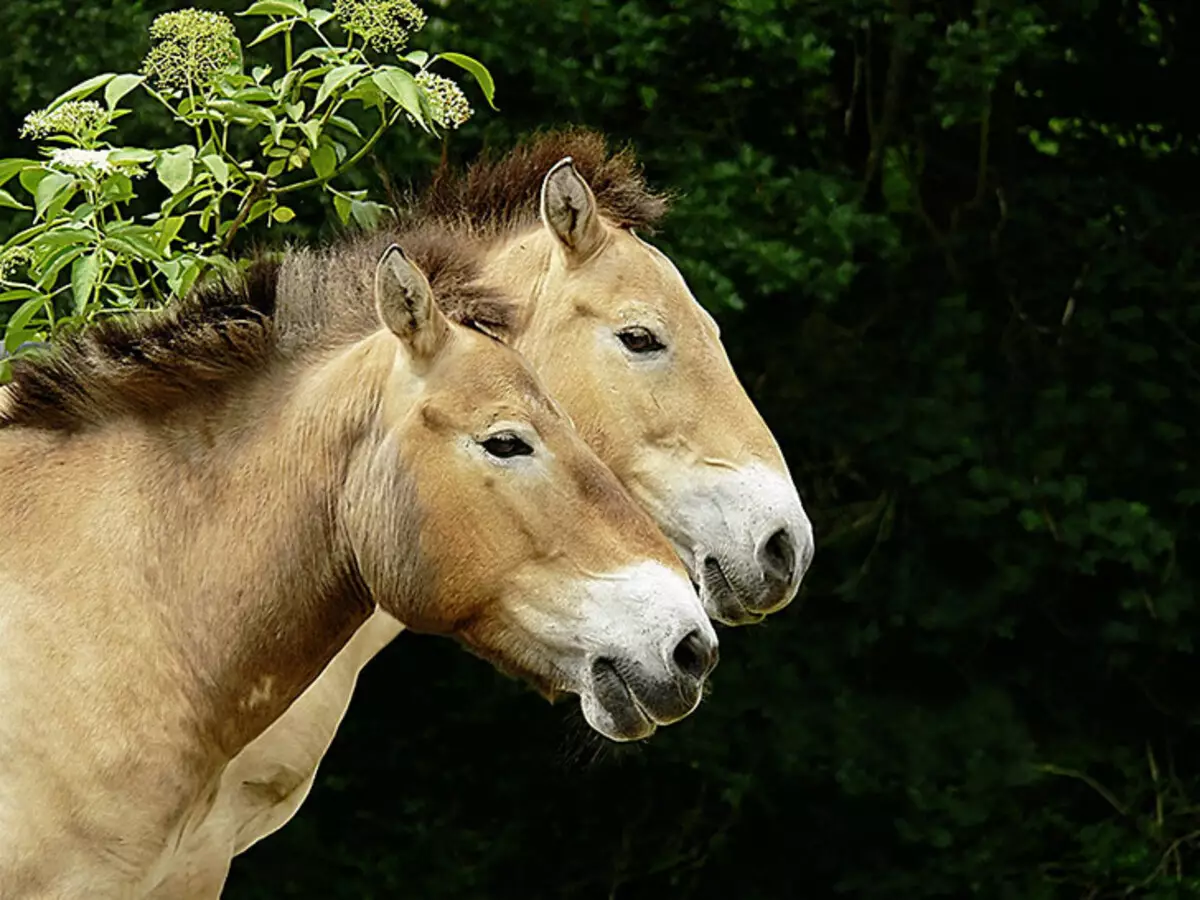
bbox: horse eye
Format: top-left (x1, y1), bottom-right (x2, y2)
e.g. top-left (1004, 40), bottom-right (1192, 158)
top-left (617, 326), bottom-right (666, 354)
top-left (481, 433), bottom-right (534, 459)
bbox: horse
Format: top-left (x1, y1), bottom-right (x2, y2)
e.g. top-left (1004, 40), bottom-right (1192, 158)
top-left (140, 128), bottom-right (817, 897)
top-left (0, 245), bottom-right (718, 898)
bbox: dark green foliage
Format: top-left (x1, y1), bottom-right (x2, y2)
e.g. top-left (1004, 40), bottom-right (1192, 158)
top-left (3, 1), bottom-right (1197, 897)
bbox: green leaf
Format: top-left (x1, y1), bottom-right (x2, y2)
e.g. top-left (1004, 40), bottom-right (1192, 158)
top-left (200, 154), bottom-right (231, 189)
top-left (249, 18), bottom-right (296, 47)
top-left (19, 167), bottom-right (50, 196)
top-left (247, 198), bottom-right (275, 223)
top-left (70, 252), bottom-right (100, 314)
top-left (311, 144), bottom-right (337, 180)
top-left (327, 115), bottom-right (363, 139)
top-left (272, 206), bottom-right (296, 223)
top-left (0, 189), bottom-right (28, 210)
top-left (5, 297), bottom-right (48, 353)
top-left (98, 173), bottom-right (135, 204)
top-left (0, 159), bottom-right (38, 188)
top-left (266, 158), bottom-right (287, 178)
top-left (308, 8), bottom-right (333, 26)
top-left (405, 51), bottom-right (429, 67)
top-left (344, 79), bottom-right (385, 111)
top-left (299, 120), bottom-right (321, 149)
top-left (0, 289), bottom-right (41, 304)
top-left (108, 148), bottom-right (157, 164)
top-left (34, 172), bottom-right (74, 220)
top-left (207, 99), bottom-right (275, 126)
top-left (436, 53), bottom-right (498, 110)
top-left (47, 73), bottom-right (117, 110)
top-left (350, 199), bottom-right (390, 230)
top-left (333, 193), bottom-right (352, 225)
top-left (155, 216), bottom-right (187, 253)
top-left (372, 68), bottom-right (425, 123)
top-left (315, 64), bottom-right (365, 109)
top-left (156, 149), bottom-right (195, 195)
top-left (104, 74), bottom-right (143, 110)
top-left (240, 0), bottom-right (306, 16)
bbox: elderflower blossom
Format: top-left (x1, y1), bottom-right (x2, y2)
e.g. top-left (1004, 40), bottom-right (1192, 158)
top-left (48, 148), bottom-right (116, 175)
top-left (142, 9), bottom-right (239, 91)
top-left (0, 246), bottom-right (34, 281)
top-left (416, 72), bottom-right (472, 129)
top-left (334, 0), bottom-right (427, 52)
top-left (20, 101), bottom-right (107, 140)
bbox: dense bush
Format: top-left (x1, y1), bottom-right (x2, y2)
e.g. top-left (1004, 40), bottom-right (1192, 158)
top-left (2, 1), bottom-right (1196, 897)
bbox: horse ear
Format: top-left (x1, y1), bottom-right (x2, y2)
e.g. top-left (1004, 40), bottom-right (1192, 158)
top-left (374, 244), bottom-right (449, 362)
top-left (540, 157), bottom-right (605, 259)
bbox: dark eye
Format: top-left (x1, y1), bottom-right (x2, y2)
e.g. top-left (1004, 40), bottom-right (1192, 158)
top-left (617, 326), bottom-right (666, 354)
top-left (481, 432), bottom-right (534, 459)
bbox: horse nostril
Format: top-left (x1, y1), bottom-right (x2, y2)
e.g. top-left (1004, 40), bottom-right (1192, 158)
top-left (759, 527), bottom-right (797, 585)
top-left (672, 629), bottom-right (718, 682)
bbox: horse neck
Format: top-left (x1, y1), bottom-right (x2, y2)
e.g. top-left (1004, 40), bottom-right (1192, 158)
top-left (4, 335), bottom-right (397, 762)
top-left (163, 336), bottom-right (406, 758)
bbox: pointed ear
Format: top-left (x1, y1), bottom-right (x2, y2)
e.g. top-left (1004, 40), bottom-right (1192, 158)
top-left (374, 244), bottom-right (449, 363)
top-left (540, 157), bottom-right (606, 259)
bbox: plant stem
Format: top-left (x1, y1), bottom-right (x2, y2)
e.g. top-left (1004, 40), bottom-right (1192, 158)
top-left (278, 108), bottom-right (398, 195)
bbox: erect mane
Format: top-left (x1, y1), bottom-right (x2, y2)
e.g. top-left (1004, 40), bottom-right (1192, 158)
top-left (403, 127), bottom-right (671, 237)
top-left (0, 233), bottom-right (509, 432)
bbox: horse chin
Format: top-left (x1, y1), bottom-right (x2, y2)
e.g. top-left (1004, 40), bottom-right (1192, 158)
top-left (578, 660), bottom-right (657, 743)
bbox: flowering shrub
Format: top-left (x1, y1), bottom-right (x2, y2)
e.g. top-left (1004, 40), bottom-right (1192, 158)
top-left (0, 0), bottom-right (494, 381)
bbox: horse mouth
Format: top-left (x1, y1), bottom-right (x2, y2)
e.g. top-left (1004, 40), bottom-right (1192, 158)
top-left (590, 659), bottom-right (655, 741)
top-left (699, 555), bottom-right (764, 626)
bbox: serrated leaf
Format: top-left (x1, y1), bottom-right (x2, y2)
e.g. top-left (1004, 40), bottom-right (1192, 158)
top-left (315, 64), bottom-right (364, 109)
top-left (34, 172), bottom-right (73, 219)
top-left (372, 68), bottom-right (424, 123)
top-left (70, 252), bottom-right (100, 314)
top-left (0, 189), bottom-right (28, 210)
top-left (436, 53), bottom-right (497, 110)
top-left (156, 149), bottom-right (195, 195)
top-left (240, 0), bottom-right (306, 16)
top-left (249, 18), bottom-right (295, 46)
top-left (311, 144), bottom-right (337, 180)
top-left (200, 155), bottom-right (231, 189)
top-left (47, 73), bottom-right (117, 111)
top-left (344, 79), bottom-right (385, 111)
top-left (104, 74), bottom-right (143, 109)
top-left (327, 115), bottom-right (363, 139)
top-left (299, 120), bottom-right (321, 149)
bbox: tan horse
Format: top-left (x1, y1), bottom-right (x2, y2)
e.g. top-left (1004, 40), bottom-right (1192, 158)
top-left (0, 246), bottom-right (716, 898)
top-left (141, 130), bottom-right (816, 898)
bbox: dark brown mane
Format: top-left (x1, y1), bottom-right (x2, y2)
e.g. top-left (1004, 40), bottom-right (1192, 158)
top-left (403, 127), bottom-right (671, 237)
top-left (0, 233), bottom-right (509, 432)
top-left (0, 261), bottom-right (282, 431)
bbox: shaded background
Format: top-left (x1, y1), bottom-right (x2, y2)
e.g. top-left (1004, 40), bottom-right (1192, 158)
top-left (3, 0), bottom-right (1198, 896)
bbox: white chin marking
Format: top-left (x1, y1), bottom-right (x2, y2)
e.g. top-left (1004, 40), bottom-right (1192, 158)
top-left (509, 561), bottom-right (715, 741)
top-left (659, 462), bottom-right (814, 621)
